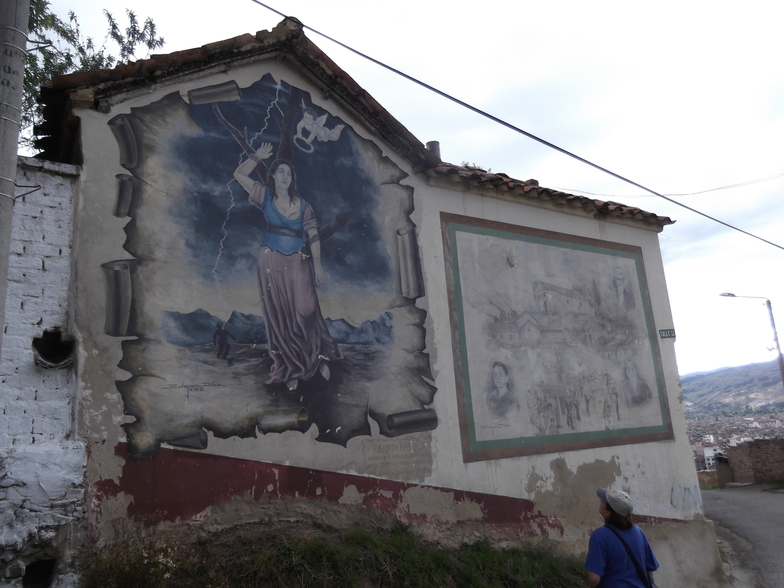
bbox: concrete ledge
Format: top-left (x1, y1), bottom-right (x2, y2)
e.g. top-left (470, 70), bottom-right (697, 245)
top-left (643, 519), bottom-right (729, 588)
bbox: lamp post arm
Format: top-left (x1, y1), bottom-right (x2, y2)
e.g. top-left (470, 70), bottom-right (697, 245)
top-left (765, 300), bottom-right (784, 392)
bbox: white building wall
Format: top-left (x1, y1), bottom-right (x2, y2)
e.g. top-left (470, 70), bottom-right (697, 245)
top-left (70, 62), bottom-right (699, 524)
top-left (413, 177), bottom-right (700, 520)
top-left (60, 53), bottom-right (724, 586)
top-left (0, 157), bottom-right (85, 584)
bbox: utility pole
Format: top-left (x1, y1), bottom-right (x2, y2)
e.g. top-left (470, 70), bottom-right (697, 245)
top-left (720, 292), bottom-right (784, 393)
top-left (0, 0), bottom-right (30, 359)
top-left (763, 298), bottom-right (784, 394)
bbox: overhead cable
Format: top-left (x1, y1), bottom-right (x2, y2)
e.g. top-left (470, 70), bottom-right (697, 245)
top-left (249, 0), bottom-right (784, 252)
top-left (556, 171), bottom-right (784, 200)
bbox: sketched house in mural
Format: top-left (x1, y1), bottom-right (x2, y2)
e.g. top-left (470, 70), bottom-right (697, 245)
top-left (488, 308), bottom-right (537, 348)
top-left (533, 282), bottom-right (600, 345)
top-left (20, 16), bottom-right (727, 587)
top-left (517, 313), bottom-right (542, 345)
top-left (534, 281), bottom-right (595, 315)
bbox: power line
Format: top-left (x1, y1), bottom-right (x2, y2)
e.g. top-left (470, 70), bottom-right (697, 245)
top-left (555, 171), bottom-right (784, 200)
top-left (249, 1), bottom-right (784, 252)
top-left (685, 364), bottom-right (751, 412)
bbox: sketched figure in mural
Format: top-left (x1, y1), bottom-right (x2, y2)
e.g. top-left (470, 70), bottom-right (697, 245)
top-left (529, 386), bottom-right (559, 436)
top-left (612, 265), bottom-right (635, 312)
top-left (602, 373), bottom-right (621, 429)
top-left (487, 362), bottom-right (519, 418)
top-left (213, 322), bottom-right (235, 361)
top-left (621, 359), bottom-right (652, 406)
top-left (234, 142), bottom-right (343, 391)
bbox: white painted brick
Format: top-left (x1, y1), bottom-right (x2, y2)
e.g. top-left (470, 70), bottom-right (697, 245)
top-left (3, 281), bottom-right (40, 299)
top-left (10, 418), bottom-right (33, 437)
top-left (3, 404), bottom-right (28, 419)
top-left (6, 254), bottom-right (43, 272)
top-left (27, 400), bottom-right (69, 419)
top-left (0, 335), bottom-right (28, 356)
top-left (16, 297), bottom-right (51, 316)
top-left (25, 241), bottom-right (65, 258)
top-left (1, 158), bottom-right (85, 569)
top-left (36, 230), bottom-right (72, 249)
top-left (40, 256), bottom-right (71, 275)
top-left (7, 241), bottom-right (25, 256)
top-left (31, 386), bottom-right (71, 404)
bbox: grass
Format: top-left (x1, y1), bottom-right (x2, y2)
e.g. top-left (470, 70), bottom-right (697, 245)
top-left (762, 480), bottom-right (784, 493)
top-left (81, 521), bottom-right (589, 588)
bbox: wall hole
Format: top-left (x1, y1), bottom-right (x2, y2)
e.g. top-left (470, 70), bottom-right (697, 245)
top-left (23, 559), bottom-right (56, 587)
top-left (32, 328), bottom-right (74, 369)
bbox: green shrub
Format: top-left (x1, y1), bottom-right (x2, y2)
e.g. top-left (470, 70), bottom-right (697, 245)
top-left (82, 521), bottom-right (589, 588)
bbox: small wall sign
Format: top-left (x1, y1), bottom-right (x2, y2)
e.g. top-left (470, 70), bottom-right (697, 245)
top-left (659, 329), bottom-right (676, 339)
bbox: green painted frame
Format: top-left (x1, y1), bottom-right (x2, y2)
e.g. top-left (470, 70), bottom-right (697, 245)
top-left (441, 212), bottom-right (673, 463)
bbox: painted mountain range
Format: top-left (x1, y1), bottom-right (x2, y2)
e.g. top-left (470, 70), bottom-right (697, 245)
top-left (161, 308), bottom-right (393, 347)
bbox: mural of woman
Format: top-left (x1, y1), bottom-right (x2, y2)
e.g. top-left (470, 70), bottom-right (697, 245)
top-left (621, 359), bottom-right (652, 406)
top-left (487, 362), bottom-right (519, 418)
top-left (234, 142), bottom-right (343, 391)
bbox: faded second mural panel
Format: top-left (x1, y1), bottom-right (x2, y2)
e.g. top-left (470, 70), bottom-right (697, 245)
top-left (92, 70), bottom-right (436, 475)
top-left (441, 213), bottom-right (673, 462)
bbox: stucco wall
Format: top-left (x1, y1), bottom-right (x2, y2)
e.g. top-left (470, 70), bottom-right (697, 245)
top-left (414, 176), bottom-right (699, 514)
top-left (65, 53), bottom-right (725, 587)
top-left (0, 157), bottom-right (85, 585)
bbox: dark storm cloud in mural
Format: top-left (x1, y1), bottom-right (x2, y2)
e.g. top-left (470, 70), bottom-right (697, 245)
top-left (174, 74), bottom-right (391, 286)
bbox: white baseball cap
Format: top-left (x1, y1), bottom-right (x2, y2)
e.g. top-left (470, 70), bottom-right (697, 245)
top-left (596, 488), bottom-right (634, 517)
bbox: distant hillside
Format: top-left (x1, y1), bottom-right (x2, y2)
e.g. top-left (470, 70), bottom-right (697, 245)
top-left (682, 360), bottom-right (784, 414)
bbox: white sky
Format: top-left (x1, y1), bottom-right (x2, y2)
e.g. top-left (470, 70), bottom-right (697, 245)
top-left (49, 0), bottom-right (784, 376)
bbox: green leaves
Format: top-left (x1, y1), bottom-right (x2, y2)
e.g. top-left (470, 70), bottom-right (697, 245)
top-left (21, 0), bottom-right (165, 149)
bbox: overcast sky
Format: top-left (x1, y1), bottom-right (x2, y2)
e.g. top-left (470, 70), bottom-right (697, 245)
top-left (49, 0), bottom-right (784, 376)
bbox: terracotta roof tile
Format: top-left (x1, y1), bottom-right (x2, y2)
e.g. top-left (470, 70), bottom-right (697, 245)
top-left (428, 164), bottom-right (673, 227)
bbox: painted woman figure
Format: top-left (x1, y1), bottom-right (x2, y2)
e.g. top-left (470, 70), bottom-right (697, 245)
top-left (234, 142), bottom-right (342, 390)
top-left (487, 362), bottom-right (519, 418)
top-left (621, 359), bottom-right (652, 406)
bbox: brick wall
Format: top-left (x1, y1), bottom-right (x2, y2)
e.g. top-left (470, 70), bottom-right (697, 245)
top-left (0, 157), bottom-right (85, 585)
top-left (727, 439), bottom-right (784, 484)
top-left (696, 470), bottom-right (718, 489)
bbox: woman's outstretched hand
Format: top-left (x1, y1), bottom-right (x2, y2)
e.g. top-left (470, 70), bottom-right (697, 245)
top-left (255, 142), bottom-right (273, 161)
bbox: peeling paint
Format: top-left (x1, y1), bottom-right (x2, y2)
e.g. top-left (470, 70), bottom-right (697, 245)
top-left (401, 487), bottom-right (462, 523)
top-left (527, 456), bottom-right (622, 530)
top-left (91, 445), bottom-right (565, 537)
top-left (338, 485), bottom-right (363, 506)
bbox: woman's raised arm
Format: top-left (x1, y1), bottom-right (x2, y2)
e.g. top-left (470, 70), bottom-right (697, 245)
top-left (233, 142), bottom-right (273, 193)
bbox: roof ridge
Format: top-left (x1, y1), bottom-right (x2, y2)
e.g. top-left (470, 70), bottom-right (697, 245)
top-left (428, 164), bottom-right (673, 227)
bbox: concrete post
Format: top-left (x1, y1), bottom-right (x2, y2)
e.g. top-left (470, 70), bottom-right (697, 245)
top-left (764, 299), bottom-right (784, 394)
top-left (0, 0), bottom-right (30, 359)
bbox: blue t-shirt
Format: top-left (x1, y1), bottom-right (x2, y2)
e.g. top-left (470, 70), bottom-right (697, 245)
top-left (585, 525), bottom-right (658, 587)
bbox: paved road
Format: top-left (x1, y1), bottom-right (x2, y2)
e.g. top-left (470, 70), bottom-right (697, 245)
top-left (702, 484), bottom-right (784, 588)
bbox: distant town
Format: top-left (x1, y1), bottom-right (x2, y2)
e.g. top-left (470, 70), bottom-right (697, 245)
top-left (683, 359), bottom-right (784, 471)
top-left (687, 413), bottom-right (783, 471)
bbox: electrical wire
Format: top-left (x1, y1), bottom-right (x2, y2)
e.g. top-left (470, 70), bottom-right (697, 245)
top-left (555, 171), bottom-right (784, 200)
top-left (249, 0), bottom-right (784, 252)
top-left (685, 364), bottom-right (751, 412)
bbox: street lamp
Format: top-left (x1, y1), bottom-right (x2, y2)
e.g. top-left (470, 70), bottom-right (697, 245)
top-left (719, 292), bottom-right (784, 392)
